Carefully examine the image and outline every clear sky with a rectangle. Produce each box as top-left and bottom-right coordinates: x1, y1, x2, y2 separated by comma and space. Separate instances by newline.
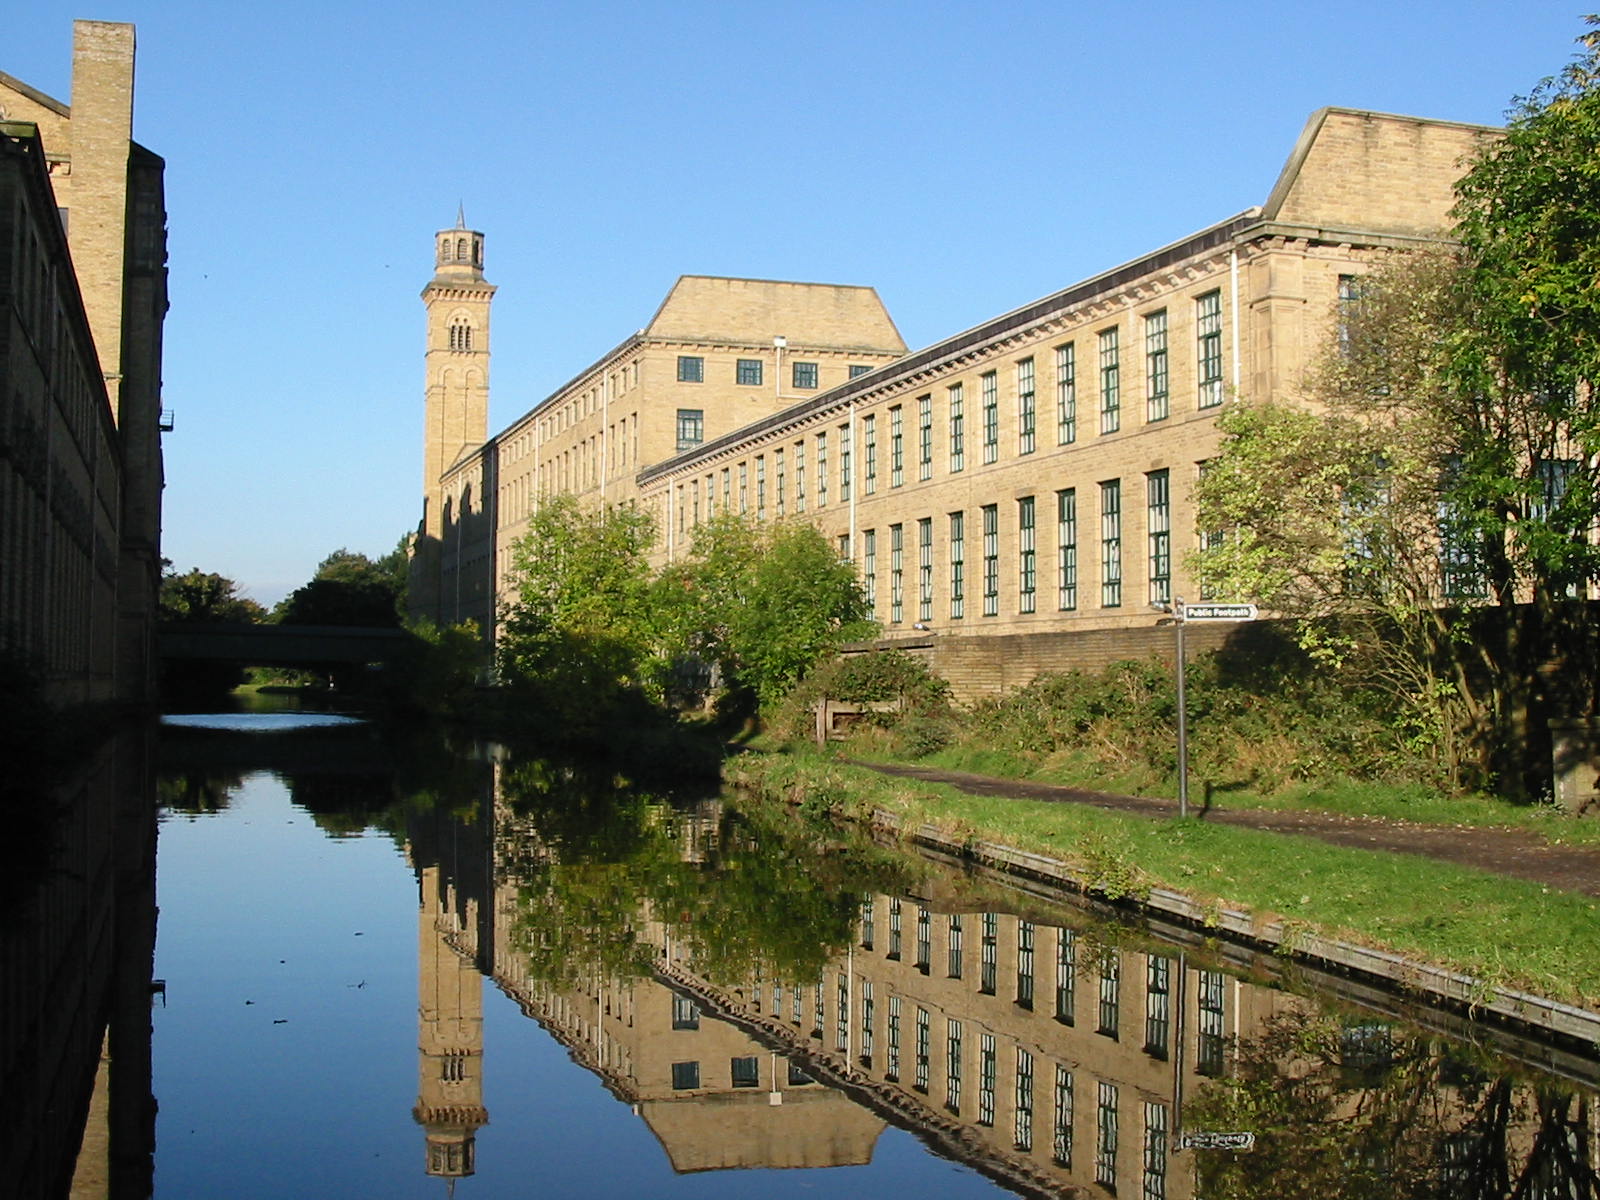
6, 1, 1591, 606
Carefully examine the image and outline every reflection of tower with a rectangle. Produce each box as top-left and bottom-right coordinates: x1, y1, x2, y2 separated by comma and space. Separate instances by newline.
413, 864, 488, 1180
413, 212, 495, 622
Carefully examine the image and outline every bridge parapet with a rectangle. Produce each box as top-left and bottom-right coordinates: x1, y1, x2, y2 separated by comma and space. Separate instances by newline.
156, 623, 413, 667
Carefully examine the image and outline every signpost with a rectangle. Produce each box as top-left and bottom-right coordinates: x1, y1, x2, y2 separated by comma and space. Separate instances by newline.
1157, 598, 1257, 817
1179, 1131, 1256, 1151
1181, 603, 1258, 622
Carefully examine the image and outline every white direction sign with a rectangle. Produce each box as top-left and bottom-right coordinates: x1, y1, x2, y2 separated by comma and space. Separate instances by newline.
1180, 603, 1258, 622
1180, 1131, 1256, 1151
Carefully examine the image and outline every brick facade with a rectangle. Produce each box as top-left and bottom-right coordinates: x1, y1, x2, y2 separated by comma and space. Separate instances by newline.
639, 109, 1490, 646
0, 22, 167, 703
416, 107, 1492, 679
414, 267, 905, 634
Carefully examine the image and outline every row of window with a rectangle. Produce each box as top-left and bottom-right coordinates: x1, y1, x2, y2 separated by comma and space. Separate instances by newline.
438, 233, 482, 266
851, 472, 1176, 622
532, 361, 643, 443
860, 901, 1227, 1072
669, 1053, 810, 1091
11, 205, 109, 460
723, 970, 1209, 1195
677, 355, 876, 388
665, 304, 1223, 537
672, 457, 1188, 616
736, 969, 1174, 1191
667, 291, 1222, 504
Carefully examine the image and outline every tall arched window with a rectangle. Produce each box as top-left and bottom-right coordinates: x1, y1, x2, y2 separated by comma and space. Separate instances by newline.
449, 322, 473, 351
456, 237, 468, 261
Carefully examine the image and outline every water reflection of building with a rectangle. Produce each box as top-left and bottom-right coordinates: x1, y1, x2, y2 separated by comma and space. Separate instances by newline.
0, 729, 157, 1199
414, 862, 489, 1180
406, 774, 496, 1183
490, 937, 888, 1174
480, 792, 888, 1174
650, 898, 1287, 1199
408, 779, 1600, 1197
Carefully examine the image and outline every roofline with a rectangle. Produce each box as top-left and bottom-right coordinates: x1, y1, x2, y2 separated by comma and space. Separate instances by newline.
503, 275, 906, 437
0, 121, 120, 460
666, 271, 898, 291
512, 332, 645, 431
638, 208, 1263, 484
643, 273, 907, 349
1262, 106, 1501, 221
0, 69, 163, 163
0, 69, 69, 117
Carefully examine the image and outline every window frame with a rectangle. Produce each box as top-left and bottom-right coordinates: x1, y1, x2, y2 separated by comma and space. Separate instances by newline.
949, 511, 966, 619
1018, 495, 1037, 614
1098, 327, 1121, 435
1147, 469, 1171, 606
1145, 309, 1169, 422
981, 371, 1000, 464
1197, 290, 1224, 408
981, 504, 999, 617
1017, 356, 1036, 454
1057, 488, 1078, 612
1056, 342, 1077, 445
675, 407, 704, 451
948, 383, 966, 472
1100, 479, 1122, 608
918, 394, 933, 481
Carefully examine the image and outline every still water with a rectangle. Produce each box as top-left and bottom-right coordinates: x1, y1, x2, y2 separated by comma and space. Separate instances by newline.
146, 712, 1600, 1199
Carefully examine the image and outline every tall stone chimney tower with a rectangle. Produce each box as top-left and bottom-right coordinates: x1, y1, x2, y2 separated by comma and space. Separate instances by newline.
413, 213, 494, 620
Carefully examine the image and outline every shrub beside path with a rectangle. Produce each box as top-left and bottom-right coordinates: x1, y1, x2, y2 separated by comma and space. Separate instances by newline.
854, 760, 1600, 898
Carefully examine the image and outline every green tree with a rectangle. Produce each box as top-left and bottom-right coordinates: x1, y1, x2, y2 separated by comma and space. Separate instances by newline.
275, 547, 405, 627
658, 514, 876, 708
276, 576, 400, 627
1198, 23, 1600, 795
726, 521, 876, 705
498, 496, 658, 704
158, 565, 267, 623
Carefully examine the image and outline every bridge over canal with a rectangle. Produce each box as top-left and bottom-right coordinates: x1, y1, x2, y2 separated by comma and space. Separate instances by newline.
156, 622, 413, 669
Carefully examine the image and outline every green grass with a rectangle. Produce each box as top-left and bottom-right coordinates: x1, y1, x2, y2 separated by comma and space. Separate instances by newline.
891, 739, 1600, 847
733, 750, 1600, 1007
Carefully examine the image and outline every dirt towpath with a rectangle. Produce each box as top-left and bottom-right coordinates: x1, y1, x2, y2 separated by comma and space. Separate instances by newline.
855, 760, 1600, 898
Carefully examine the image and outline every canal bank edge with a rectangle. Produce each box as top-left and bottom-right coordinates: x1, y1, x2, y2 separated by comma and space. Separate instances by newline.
898, 820, 1600, 1052
735, 766, 1600, 1060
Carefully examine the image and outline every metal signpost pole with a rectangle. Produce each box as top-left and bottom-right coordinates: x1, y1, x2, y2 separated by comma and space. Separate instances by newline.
1175, 597, 1188, 818
1168, 602, 1257, 820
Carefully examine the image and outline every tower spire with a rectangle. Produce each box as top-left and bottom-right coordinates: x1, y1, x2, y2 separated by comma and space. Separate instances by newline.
414, 218, 496, 624
455, 202, 465, 230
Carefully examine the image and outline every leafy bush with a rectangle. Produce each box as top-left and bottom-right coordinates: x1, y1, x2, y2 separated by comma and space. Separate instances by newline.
768, 649, 953, 746
801, 626, 1444, 796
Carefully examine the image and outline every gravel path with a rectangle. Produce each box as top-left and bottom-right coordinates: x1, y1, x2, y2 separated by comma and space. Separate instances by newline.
855, 760, 1600, 898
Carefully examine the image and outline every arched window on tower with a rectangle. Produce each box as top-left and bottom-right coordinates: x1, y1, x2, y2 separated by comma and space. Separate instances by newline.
456, 237, 467, 261
450, 322, 473, 351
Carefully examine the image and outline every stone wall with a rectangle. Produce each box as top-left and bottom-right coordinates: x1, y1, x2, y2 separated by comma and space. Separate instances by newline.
845, 621, 1281, 703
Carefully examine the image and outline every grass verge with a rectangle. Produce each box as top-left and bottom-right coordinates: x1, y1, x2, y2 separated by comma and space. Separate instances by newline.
884, 738, 1600, 847
731, 749, 1600, 1008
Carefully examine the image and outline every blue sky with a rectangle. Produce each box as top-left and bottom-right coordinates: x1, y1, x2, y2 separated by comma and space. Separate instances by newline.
7, 1, 1591, 605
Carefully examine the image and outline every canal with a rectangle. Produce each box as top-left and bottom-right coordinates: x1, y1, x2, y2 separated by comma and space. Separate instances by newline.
11, 705, 1600, 1197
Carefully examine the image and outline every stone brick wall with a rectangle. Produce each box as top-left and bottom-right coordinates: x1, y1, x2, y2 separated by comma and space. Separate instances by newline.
1265, 107, 1494, 236
844, 621, 1275, 703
